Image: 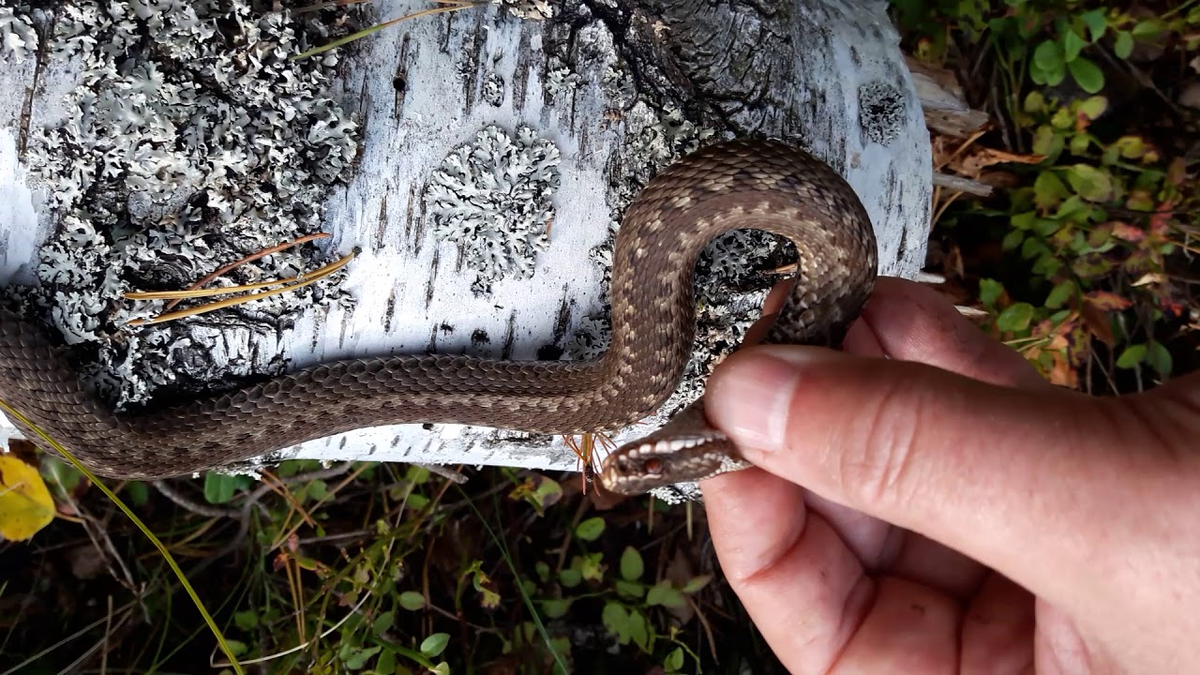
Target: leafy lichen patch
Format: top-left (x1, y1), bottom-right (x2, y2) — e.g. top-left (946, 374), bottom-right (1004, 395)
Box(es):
top-left (4, 0), bottom-right (360, 408)
top-left (424, 124), bottom-right (560, 295)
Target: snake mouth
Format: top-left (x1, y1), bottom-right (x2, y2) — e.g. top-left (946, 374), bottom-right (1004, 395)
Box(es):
top-left (599, 434), bottom-right (729, 495)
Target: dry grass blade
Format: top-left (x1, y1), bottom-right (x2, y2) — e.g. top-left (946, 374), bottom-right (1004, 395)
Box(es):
top-left (124, 249), bottom-right (357, 327)
top-left (158, 232), bottom-right (331, 311)
top-left (291, 1), bottom-right (486, 60)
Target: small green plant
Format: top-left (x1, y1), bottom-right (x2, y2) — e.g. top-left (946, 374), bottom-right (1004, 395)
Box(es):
top-left (893, 0), bottom-right (1196, 391)
top-left (973, 89), bottom-right (1189, 387)
top-left (520, 515), bottom-right (713, 674)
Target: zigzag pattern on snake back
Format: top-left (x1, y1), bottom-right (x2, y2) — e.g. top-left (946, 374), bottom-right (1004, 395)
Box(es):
top-left (0, 139), bottom-right (878, 495)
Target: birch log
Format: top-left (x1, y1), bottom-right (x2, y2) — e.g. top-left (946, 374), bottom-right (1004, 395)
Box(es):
top-left (0, 0), bottom-right (931, 487)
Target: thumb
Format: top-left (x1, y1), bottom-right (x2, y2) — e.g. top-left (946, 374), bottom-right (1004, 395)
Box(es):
top-left (703, 345), bottom-right (1189, 602)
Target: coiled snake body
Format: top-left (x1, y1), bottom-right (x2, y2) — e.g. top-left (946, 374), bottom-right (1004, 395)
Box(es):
top-left (0, 139), bottom-right (877, 495)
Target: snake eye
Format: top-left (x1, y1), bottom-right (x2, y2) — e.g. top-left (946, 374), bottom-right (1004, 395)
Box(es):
top-left (642, 458), bottom-right (663, 475)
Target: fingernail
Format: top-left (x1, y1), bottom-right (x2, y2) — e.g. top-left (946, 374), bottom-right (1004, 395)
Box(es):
top-left (706, 347), bottom-right (836, 454)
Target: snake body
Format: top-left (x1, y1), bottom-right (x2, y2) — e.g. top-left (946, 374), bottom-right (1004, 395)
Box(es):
top-left (0, 139), bottom-right (877, 495)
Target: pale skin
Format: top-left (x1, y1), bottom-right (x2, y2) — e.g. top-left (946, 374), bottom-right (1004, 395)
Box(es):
top-left (700, 277), bottom-right (1200, 674)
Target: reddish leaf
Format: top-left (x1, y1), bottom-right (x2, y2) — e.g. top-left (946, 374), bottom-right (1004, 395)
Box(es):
top-left (1167, 157), bottom-right (1187, 187)
top-left (1110, 221), bottom-right (1144, 242)
top-left (1080, 301), bottom-right (1115, 345)
top-left (1149, 208), bottom-right (1173, 236)
top-left (1084, 291), bottom-right (1133, 312)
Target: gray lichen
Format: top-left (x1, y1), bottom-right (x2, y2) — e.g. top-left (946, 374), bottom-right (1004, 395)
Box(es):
top-left (498, 0), bottom-right (553, 21)
top-left (857, 81), bottom-right (906, 145)
top-left (10, 0), bottom-right (361, 409)
top-left (481, 71), bottom-right (505, 107)
top-left (425, 124), bottom-right (560, 295)
top-left (0, 5), bottom-right (36, 61)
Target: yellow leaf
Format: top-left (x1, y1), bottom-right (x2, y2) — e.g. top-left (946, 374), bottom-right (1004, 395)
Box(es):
top-left (0, 454), bottom-right (56, 540)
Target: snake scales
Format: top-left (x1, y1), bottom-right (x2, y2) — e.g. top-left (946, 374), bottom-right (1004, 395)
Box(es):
top-left (0, 139), bottom-right (877, 495)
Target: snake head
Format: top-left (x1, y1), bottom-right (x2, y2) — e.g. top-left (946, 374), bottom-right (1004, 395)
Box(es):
top-left (599, 435), bottom-right (732, 495)
top-left (597, 399), bottom-right (749, 496)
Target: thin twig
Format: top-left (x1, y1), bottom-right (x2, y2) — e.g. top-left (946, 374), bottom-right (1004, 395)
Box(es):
top-left (153, 481), bottom-right (242, 519)
top-left (413, 463), bottom-right (469, 484)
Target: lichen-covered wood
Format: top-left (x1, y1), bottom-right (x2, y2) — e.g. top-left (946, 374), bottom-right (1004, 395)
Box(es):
top-left (0, 0), bottom-right (931, 480)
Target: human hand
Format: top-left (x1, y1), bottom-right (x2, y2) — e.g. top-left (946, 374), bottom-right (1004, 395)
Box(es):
top-left (701, 277), bottom-right (1200, 674)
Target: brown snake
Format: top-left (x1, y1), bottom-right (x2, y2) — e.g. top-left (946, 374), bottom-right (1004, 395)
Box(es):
top-left (0, 139), bottom-right (877, 496)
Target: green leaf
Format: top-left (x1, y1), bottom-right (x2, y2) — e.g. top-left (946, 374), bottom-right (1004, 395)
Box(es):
top-left (664, 647), bottom-right (686, 672)
top-left (1066, 164), bottom-right (1113, 202)
top-left (1031, 61), bottom-right (1065, 87)
top-left (1033, 171), bottom-right (1069, 211)
top-left (602, 602), bottom-right (631, 643)
top-left (979, 278), bottom-right (1004, 307)
top-left (682, 574), bottom-right (712, 593)
top-left (234, 610), bottom-right (259, 631)
top-left (304, 479), bottom-right (328, 501)
top-left (1076, 96), bottom-right (1108, 121)
top-left (614, 579), bottom-right (646, 599)
top-left (1146, 342), bottom-right (1173, 376)
top-left (125, 481), bottom-right (150, 506)
top-left (375, 649), bottom-right (396, 675)
top-left (1032, 254), bottom-right (1061, 277)
top-left (1002, 229), bottom-right (1025, 251)
top-left (559, 568), bottom-right (582, 588)
top-left (1021, 236), bottom-right (1048, 261)
top-left (1116, 344), bottom-right (1146, 369)
top-left (431, 662), bottom-right (451, 675)
top-left (995, 303), bottom-right (1036, 332)
top-left (203, 473), bottom-right (252, 504)
top-left (399, 591), bottom-right (426, 611)
top-left (225, 640), bottom-right (248, 657)
top-left (576, 552), bottom-right (606, 582)
top-left (1045, 281), bottom-right (1075, 309)
top-left (1033, 217), bottom-right (1061, 237)
top-left (420, 633), bottom-right (451, 658)
top-left (406, 465), bottom-right (431, 484)
top-left (372, 611), bottom-right (394, 634)
top-left (1033, 40), bottom-right (1064, 70)
top-left (1048, 107), bottom-right (1073, 130)
top-left (1055, 195), bottom-right (1093, 224)
top-left (1080, 9), bottom-right (1108, 42)
top-left (1131, 19), bottom-right (1164, 39)
top-left (1023, 91), bottom-right (1046, 113)
top-left (541, 598), bottom-right (572, 619)
top-left (1068, 57), bottom-right (1105, 94)
top-left (342, 645), bottom-right (381, 670)
top-left (1010, 211), bottom-right (1037, 231)
top-left (1062, 29), bottom-right (1087, 61)
top-left (627, 609), bottom-right (651, 652)
top-left (646, 582), bottom-right (687, 609)
top-left (520, 578), bottom-right (537, 596)
top-left (575, 517), bottom-right (606, 541)
top-left (619, 546), bottom-right (644, 581)
top-left (1031, 126), bottom-right (1062, 158)
top-left (1114, 135), bottom-right (1146, 159)
top-left (1069, 132), bottom-right (1091, 156)
top-left (1114, 30), bottom-right (1134, 59)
